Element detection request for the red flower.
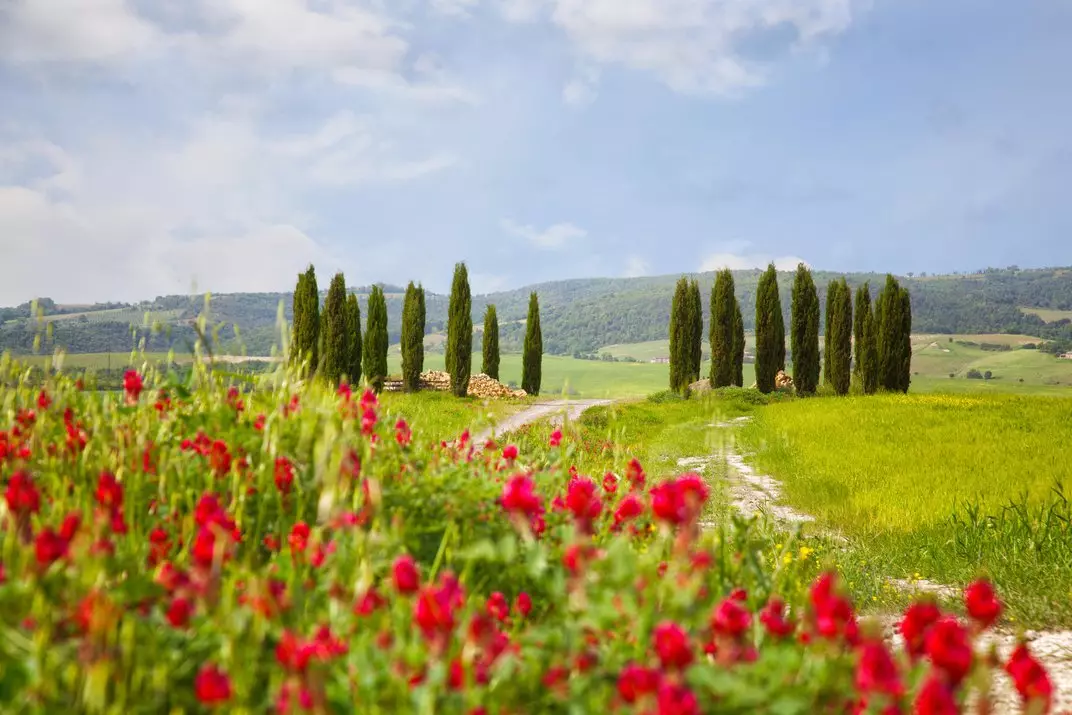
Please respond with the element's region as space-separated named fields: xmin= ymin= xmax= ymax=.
xmin=502 ymin=444 xmax=518 ymax=461
xmin=625 ymin=458 xmax=646 ymax=491
xmin=288 ymin=522 xmax=311 ymax=555
xmin=166 ymin=597 xmax=193 ymax=628
xmin=711 ymin=597 xmax=752 ymax=638
xmin=1006 ymin=644 xmax=1053 ymax=712
xmin=194 ymin=664 xmax=232 ymax=706
xmin=549 ymin=429 xmax=563 ymax=447
xmin=617 ymin=663 xmax=661 ymax=703
xmin=899 ymin=601 xmax=941 ymax=660
xmin=486 ymin=592 xmax=509 ymax=622
xmin=652 ymin=621 xmax=693 ymax=671
xmin=354 ymin=588 xmax=386 ymax=616
xmin=515 ymin=591 xmax=532 ymax=617
xmin=925 ymin=616 xmax=973 ymax=684
xmin=191 ymin=527 xmax=219 ymax=568
xmin=602 ymin=472 xmax=618 ymax=494
xmin=95 ymin=471 xmax=123 ymax=511
xmin=392 ymin=555 xmax=420 ymax=594
xmin=148 ymin=526 xmax=171 ymax=566
xmin=501 ymin=474 xmax=542 ymax=517
xmin=35 ymin=527 xmax=68 ymax=566
xmin=562 ymin=543 xmax=586 ymax=576
xmin=613 ymin=494 xmax=645 ymax=529
xmin=650 ymin=474 xmax=708 ymax=526
xmin=415 ymin=575 xmax=464 ymax=642
xmin=274 ymin=457 xmax=295 ymax=495
xmin=656 ymin=682 xmax=700 ymax=715
xmin=855 ymin=638 xmax=903 ymax=697
xmin=914 ymin=674 xmax=958 ymax=715
xmin=810 ymin=572 xmax=858 ymax=643
xmin=964 ymin=579 xmax=1002 ymax=630
xmin=4 ymin=471 xmax=41 ymax=515
xmin=565 ymin=476 xmax=603 ymax=530
xmin=123 ymin=370 xmax=144 ymax=401
xmin=759 ymin=598 xmax=795 ymax=638
xmin=395 ymin=419 xmax=412 ymax=447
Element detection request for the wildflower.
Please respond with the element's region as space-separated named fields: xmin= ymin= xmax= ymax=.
xmin=562 ymin=543 xmax=587 ymax=576
xmin=501 ymin=474 xmax=542 ymax=517
xmin=395 ymin=419 xmax=412 ymax=447
xmin=288 ymin=522 xmax=311 ymax=555
xmin=602 ymin=472 xmax=618 ymax=494
xmin=964 ymin=578 xmax=1002 ymax=630
xmin=515 ymin=592 xmax=532 ymax=617
xmin=502 ymin=444 xmax=519 ymax=461
xmin=711 ymin=597 xmax=752 ymax=638
xmin=565 ymin=476 xmax=603 ymax=531
xmin=194 ymin=664 xmax=232 ymax=706
xmin=254 ymin=413 xmax=267 ymax=431
xmin=486 ymin=592 xmax=509 ymax=622
xmin=37 ymin=390 xmax=51 ymax=410
xmin=95 ymin=471 xmax=123 ymax=512
xmin=166 ymin=597 xmax=193 ymax=628
xmin=652 ymin=621 xmax=693 ymax=671
xmin=855 ymin=638 xmax=903 ymax=697
xmin=617 ymin=663 xmax=661 ymax=703
xmin=4 ymin=471 xmax=41 ymax=516
xmin=914 ymin=674 xmax=958 ymax=715
xmin=925 ymin=616 xmax=973 ymax=684
xmin=549 ymin=429 xmax=563 ymax=447
xmin=354 ymin=588 xmax=386 ymax=616
xmin=650 ymin=474 xmax=708 ymax=526
xmin=656 ymin=682 xmax=700 ymax=715
xmin=392 ymin=555 xmax=420 ymax=594
xmin=274 ymin=457 xmax=295 ymax=495
xmin=1006 ymin=644 xmax=1053 ymax=712
xmin=123 ymin=370 xmax=144 ymax=402
xmin=810 ymin=572 xmax=858 ymax=644
xmin=899 ymin=601 xmax=941 ymax=660
xmin=35 ymin=527 xmax=68 ymax=566
xmin=415 ymin=574 xmax=464 ymax=643
xmin=625 ymin=458 xmax=646 ymax=491
xmin=759 ymin=598 xmax=795 ymax=638
xmin=613 ymin=494 xmax=645 ymax=530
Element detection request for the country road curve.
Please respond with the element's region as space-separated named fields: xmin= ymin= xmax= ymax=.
xmin=473 ymin=399 xmax=613 ymax=446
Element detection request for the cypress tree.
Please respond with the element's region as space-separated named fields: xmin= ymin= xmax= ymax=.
xmin=829 ymin=278 xmax=853 ymax=395
xmin=446 ymin=263 xmax=472 ymax=397
xmin=754 ymin=264 xmax=785 ymax=393
xmin=689 ymin=280 xmax=703 ymax=382
xmin=319 ymin=272 xmax=349 ymax=384
xmin=823 ymin=282 xmax=835 ymax=387
xmin=416 ymin=283 xmax=426 ymax=379
xmin=732 ymin=299 xmax=744 ymax=387
xmin=291 ymin=272 xmax=306 ymax=368
xmin=709 ymin=269 xmax=736 ymax=388
xmin=790 ymin=264 xmax=820 ymax=394
xmin=482 ymin=304 xmax=500 ymax=380
xmin=853 ymin=282 xmax=870 ymax=379
xmin=875 ymin=275 xmax=912 ymax=393
xmin=363 ymin=285 xmax=389 ymax=393
xmin=522 ymin=292 xmax=543 ymax=396
xmin=291 ymin=265 xmax=320 ymax=373
xmin=401 ymin=282 xmax=422 ymax=391
xmin=860 ymin=306 xmax=879 ymax=395
xmin=668 ymin=277 xmax=688 ymax=392
xmin=345 ymin=293 xmax=362 ymax=386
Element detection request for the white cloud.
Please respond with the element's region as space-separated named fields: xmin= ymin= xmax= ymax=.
xmin=0 ymin=0 xmax=162 ymax=64
xmin=530 ymin=0 xmax=855 ymax=95
xmin=470 ymin=272 xmax=510 ymax=294
xmin=700 ymin=252 xmax=809 ymax=272
xmin=430 ymin=0 xmax=480 ymax=17
xmin=501 ymin=219 xmax=588 ymax=249
xmin=498 ymin=0 xmax=545 ymax=22
xmin=623 ymin=255 xmax=649 ymax=277
xmin=562 ymin=64 xmax=601 ymax=106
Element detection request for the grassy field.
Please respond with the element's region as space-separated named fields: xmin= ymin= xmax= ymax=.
xmin=378 ymin=391 xmax=526 ymax=443
xmin=1020 ymin=306 xmax=1072 ymax=322
xmin=910 ymin=335 xmax=1072 ymax=394
xmin=738 ymin=394 xmax=1072 ymax=626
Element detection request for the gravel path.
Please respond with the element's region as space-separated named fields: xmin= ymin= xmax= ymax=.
xmin=472 ymin=398 xmax=613 ymax=445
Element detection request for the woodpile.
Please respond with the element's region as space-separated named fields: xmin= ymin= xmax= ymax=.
xmin=775 ymin=370 xmax=794 ymax=390
xmin=383 ymin=370 xmax=526 ymax=398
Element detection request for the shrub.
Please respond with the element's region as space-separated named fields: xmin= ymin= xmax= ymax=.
xmin=966 ymin=368 xmax=984 ymax=379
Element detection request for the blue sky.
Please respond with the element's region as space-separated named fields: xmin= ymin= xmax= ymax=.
xmin=1 ymin=0 xmax=1070 ymax=303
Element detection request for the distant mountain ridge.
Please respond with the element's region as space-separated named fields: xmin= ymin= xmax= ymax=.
xmin=2 ymin=266 xmax=1071 ymax=357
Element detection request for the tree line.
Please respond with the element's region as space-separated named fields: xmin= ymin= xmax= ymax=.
xmin=669 ymin=264 xmax=913 ymax=395
xmin=290 ymin=263 xmax=545 ymax=396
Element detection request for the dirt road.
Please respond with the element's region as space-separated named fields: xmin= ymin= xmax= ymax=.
xmin=473 ymin=399 xmax=613 ymax=445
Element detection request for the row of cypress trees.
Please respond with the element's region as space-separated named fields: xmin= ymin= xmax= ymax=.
xmin=668 ymin=264 xmax=913 ymax=395
xmin=293 ymin=262 xmax=544 ymax=396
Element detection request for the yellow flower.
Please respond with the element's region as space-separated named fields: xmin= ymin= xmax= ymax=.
xmin=799 ymin=546 xmax=814 ymax=561
xmin=782 ymin=554 xmax=793 ymax=565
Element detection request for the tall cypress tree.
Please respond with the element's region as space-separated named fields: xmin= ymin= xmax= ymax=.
xmin=345 ymin=293 xmax=362 ymax=386
xmin=319 ymin=272 xmax=349 ymax=384
xmin=416 ymin=284 xmax=426 ymax=377
xmin=291 ymin=265 xmax=320 ymax=373
xmin=875 ymin=275 xmax=913 ymax=393
xmin=860 ymin=306 xmax=879 ymax=395
xmin=754 ymin=264 xmax=784 ymax=393
xmin=823 ymin=282 xmax=835 ymax=387
xmin=829 ymin=278 xmax=853 ymax=395
xmin=853 ymin=282 xmax=870 ymax=379
xmin=522 ymin=292 xmax=543 ymax=396
xmin=482 ymin=304 xmax=500 ymax=380
xmin=790 ymin=264 xmax=820 ymax=394
xmin=689 ymin=280 xmax=703 ymax=382
xmin=401 ymin=282 xmax=422 ymax=391
xmin=732 ymin=299 xmax=745 ymax=387
xmin=446 ymin=263 xmax=472 ymax=397
xmin=291 ymin=272 xmax=306 ymax=368
xmin=668 ymin=277 xmax=689 ymax=392
xmin=709 ymin=269 xmax=736 ymax=388
xmin=363 ymin=285 xmax=389 ymax=393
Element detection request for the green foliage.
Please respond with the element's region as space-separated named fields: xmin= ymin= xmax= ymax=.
xmin=876 ymin=275 xmax=912 ymax=393
xmin=290 ymin=265 xmax=320 ymax=373
xmin=668 ymin=277 xmax=689 ymax=392
xmin=854 ymin=284 xmax=878 ymax=395
xmin=482 ymin=304 xmax=500 ymax=380
xmin=754 ymin=264 xmax=785 ymax=393
xmin=688 ymin=279 xmax=703 ymax=382
xmin=446 ymin=263 xmax=473 ymax=397
xmin=345 ymin=293 xmax=362 ymax=386
xmin=319 ymin=272 xmax=349 ymax=384
xmin=401 ymin=282 xmax=423 ymax=391
xmin=790 ymin=264 xmax=820 ymax=394
xmin=522 ymin=292 xmax=543 ymax=396
xmin=363 ymin=285 xmax=389 ymax=392
xmin=826 ymin=278 xmax=853 ymax=395
xmin=732 ymin=299 xmax=745 ymax=387
xmin=709 ymin=269 xmax=736 ymax=388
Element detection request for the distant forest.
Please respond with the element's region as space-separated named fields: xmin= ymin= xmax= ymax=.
xmin=2 ymin=267 xmax=1071 ymax=357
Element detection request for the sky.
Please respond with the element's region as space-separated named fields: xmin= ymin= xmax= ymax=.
xmin=1 ymin=0 xmax=1070 ymax=304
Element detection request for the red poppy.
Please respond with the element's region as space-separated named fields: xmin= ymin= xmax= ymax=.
xmin=4 ymin=471 xmax=41 ymax=516
xmin=501 ymin=474 xmax=542 ymax=517
xmin=617 ymin=663 xmax=661 ymax=703
xmin=123 ymin=370 xmax=144 ymax=401
xmin=35 ymin=527 xmax=68 ymax=566
xmin=914 ymin=674 xmax=958 ymax=715
xmin=515 ymin=591 xmax=532 ymax=617
xmin=1006 ymin=644 xmax=1053 ymax=712
xmin=549 ymin=429 xmax=563 ymax=447
xmin=274 ymin=457 xmax=295 ymax=495
xmin=711 ymin=597 xmax=752 ymax=638
xmin=486 ymin=592 xmax=509 ymax=622
xmin=392 ymin=555 xmax=420 ymax=594
xmin=652 ymin=621 xmax=693 ymax=671
xmin=502 ymin=444 xmax=519 ymax=461
xmin=899 ymin=601 xmax=941 ymax=660
xmin=925 ymin=616 xmax=973 ymax=684
xmin=166 ymin=597 xmax=193 ymax=628
xmin=194 ymin=664 xmax=232 ymax=705
xmin=964 ymin=579 xmax=1002 ymax=630
xmin=759 ymin=598 xmax=795 ymax=638
xmin=855 ymin=638 xmax=904 ymax=697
